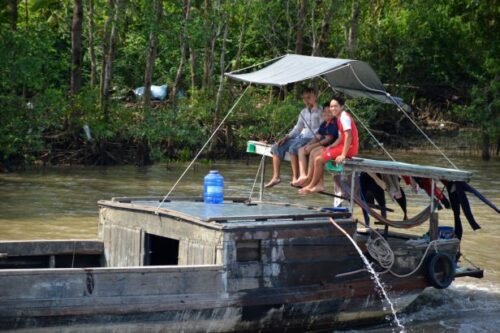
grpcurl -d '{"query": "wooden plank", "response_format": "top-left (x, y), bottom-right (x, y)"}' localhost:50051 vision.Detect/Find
top-left (207, 211), bottom-right (350, 223)
top-left (230, 220), bottom-right (356, 239)
top-left (0, 265), bottom-right (225, 299)
top-left (247, 140), bottom-right (472, 181)
top-left (0, 240), bottom-right (103, 257)
top-left (104, 225), bottom-right (142, 267)
top-left (111, 196), bottom-right (248, 203)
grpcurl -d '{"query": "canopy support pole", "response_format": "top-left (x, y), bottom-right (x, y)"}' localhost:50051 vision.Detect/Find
top-left (259, 157), bottom-right (266, 201)
top-left (350, 171), bottom-right (356, 213)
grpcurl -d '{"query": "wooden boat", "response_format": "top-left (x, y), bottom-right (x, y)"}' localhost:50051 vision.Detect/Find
top-left (0, 157), bottom-right (483, 331)
top-left (0, 55), bottom-right (486, 331)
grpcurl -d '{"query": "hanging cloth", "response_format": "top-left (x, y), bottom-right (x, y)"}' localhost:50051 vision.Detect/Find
top-left (414, 177), bottom-right (450, 209)
top-left (443, 181), bottom-right (481, 240)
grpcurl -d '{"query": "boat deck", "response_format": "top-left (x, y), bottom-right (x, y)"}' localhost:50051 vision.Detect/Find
top-left (103, 198), bottom-right (352, 229)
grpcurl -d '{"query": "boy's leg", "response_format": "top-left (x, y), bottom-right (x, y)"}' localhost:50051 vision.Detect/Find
top-left (297, 147), bottom-right (308, 178)
top-left (290, 154), bottom-right (299, 182)
top-left (265, 141), bottom-right (290, 188)
top-left (306, 154), bottom-right (326, 192)
top-left (289, 136), bottom-right (312, 184)
top-left (306, 145), bottom-right (346, 193)
top-left (296, 148), bottom-right (319, 187)
top-left (299, 153), bottom-right (323, 193)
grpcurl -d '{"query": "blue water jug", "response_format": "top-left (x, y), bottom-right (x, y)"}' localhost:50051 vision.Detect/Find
top-left (203, 170), bottom-right (224, 204)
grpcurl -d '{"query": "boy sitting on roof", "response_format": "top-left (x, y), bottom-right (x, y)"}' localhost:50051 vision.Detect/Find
top-left (264, 88), bottom-right (322, 188)
top-left (292, 102), bottom-right (339, 186)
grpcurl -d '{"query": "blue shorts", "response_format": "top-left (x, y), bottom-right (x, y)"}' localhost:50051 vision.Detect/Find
top-left (271, 135), bottom-right (311, 160)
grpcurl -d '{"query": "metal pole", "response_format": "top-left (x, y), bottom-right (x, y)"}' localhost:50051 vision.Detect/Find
top-left (430, 178), bottom-right (435, 213)
top-left (259, 157), bottom-right (266, 201)
top-left (350, 171), bottom-right (356, 213)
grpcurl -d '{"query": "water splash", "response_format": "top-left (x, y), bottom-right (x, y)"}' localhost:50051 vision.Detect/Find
top-left (330, 218), bottom-right (405, 332)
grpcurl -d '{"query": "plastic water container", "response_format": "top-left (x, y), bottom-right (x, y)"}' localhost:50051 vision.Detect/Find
top-left (203, 170), bottom-right (224, 204)
top-left (438, 226), bottom-right (454, 239)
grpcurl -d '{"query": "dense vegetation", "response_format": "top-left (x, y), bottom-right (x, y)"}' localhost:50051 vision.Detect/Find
top-left (0, 0), bottom-right (498, 168)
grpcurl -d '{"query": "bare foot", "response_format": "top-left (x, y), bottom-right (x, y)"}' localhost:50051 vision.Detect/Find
top-left (298, 187), bottom-right (312, 195)
top-left (293, 176), bottom-right (308, 186)
top-left (309, 184), bottom-right (325, 193)
top-left (264, 178), bottom-right (281, 188)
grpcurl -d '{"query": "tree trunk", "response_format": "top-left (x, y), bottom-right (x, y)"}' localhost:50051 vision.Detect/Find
top-left (294, 0), bottom-right (307, 97)
top-left (8, 0), bottom-right (17, 30)
top-left (143, 0), bottom-right (162, 106)
top-left (24, 0), bottom-right (28, 29)
top-left (100, 0), bottom-right (123, 121)
top-left (71, 0), bottom-right (83, 95)
top-left (189, 46), bottom-right (196, 94)
top-left (295, 0), bottom-right (307, 55)
top-left (88, 0), bottom-right (97, 88)
top-left (202, 0), bottom-right (216, 89)
top-left (233, 11), bottom-right (247, 71)
top-left (482, 131), bottom-right (490, 161)
top-left (171, 0), bottom-right (191, 102)
top-left (346, 0), bottom-right (360, 58)
top-left (208, 20), bottom-right (229, 155)
top-left (496, 135), bottom-right (500, 156)
top-left (312, 1), bottom-right (335, 56)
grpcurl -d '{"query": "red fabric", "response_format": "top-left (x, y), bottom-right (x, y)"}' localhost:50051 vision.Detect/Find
top-left (419, 178), bottom-right (446, 201)
top-left (322, 144), bottom-right (357, 161)
top-left (321, 111), bottom-right (359, 161)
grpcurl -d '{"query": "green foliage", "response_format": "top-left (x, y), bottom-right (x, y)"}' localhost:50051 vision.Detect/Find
top-left (0, 0), bottom-right (498, 165)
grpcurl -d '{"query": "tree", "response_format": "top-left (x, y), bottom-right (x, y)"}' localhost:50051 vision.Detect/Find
top-left (171, 0), bottom-right (191, 102)
top-left (87, 0), bottom-right (97, 88)
top-left (143, 0), bottom-right (163, 106)
top-left (100, 0), bottom-right (124, 121)
top-left (70, 0), bottom-right (83, 95)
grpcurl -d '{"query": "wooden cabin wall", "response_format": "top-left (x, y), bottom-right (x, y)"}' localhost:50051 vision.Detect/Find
top-left (99, 207), bottom-right (223, 267)
top-left (223, 220), bottom-right (362, 292)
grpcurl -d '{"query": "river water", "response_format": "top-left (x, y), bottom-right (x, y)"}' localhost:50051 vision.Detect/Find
top-left (0, 152), bottom-right (499, 332)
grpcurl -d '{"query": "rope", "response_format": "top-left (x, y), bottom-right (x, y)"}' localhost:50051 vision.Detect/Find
top-left (344, 103), bottom-right (396, 161)
top-left (71, 240), bottom-right (76, 268)
top-left (366, 236), bottom-right (394, 269)
top-left (345, 64), bottom-right (458, 169)
top-left (318, 76), bottom-right (395, 162)
top-left (459, 252), bottom-right (481, 270)
top-left (225, 54), bottom-right (286, 75)
top-left (336, 219), bottom-right (441, 278)
top-left (155, 84), bottom-right (252, 214)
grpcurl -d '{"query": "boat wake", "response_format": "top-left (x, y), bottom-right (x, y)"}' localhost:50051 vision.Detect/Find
top-left (335, 281), bottom-right (500, 332)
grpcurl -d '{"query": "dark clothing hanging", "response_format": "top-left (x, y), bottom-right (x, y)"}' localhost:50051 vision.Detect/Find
top-left (463, 183), bottom-right (500, 214)
top-left (359, 173), bottom-right (408, 225)
top-left (444, 181), bottom-right (481, 240)
top-left (359, 173), bottom-right (386, 225)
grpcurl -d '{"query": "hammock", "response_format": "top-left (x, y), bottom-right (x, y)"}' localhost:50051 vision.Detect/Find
top-left (340, 179), bottom-right (437, 229)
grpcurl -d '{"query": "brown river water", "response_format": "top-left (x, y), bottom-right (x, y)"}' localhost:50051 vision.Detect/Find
top-left (0, 152), bottom-right (499, 332)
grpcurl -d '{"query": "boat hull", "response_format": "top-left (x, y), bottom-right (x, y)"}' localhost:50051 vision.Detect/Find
top-left (0, 265), bottom-right (420, 332)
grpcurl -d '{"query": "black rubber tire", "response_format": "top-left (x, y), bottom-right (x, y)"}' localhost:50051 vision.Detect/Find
top-left (425, 252), bottom-right (456, 289)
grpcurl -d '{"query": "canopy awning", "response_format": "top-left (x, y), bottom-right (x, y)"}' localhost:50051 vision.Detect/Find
top-left (225, 54), bottom-right (394, 104)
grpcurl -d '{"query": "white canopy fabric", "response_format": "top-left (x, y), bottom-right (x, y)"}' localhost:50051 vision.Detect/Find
top-left (225, 54), bottom-right (394, 104)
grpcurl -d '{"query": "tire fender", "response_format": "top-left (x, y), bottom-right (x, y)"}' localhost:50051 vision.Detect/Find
top-left (425, 252), bottom-right (456, 289)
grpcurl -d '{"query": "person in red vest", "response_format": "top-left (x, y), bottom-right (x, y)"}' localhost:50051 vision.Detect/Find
top-left (299, 95), bottom-right (359, 194)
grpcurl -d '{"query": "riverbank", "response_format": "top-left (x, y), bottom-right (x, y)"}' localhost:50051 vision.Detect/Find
top-left (1, 126), bottom-right (497, 173)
